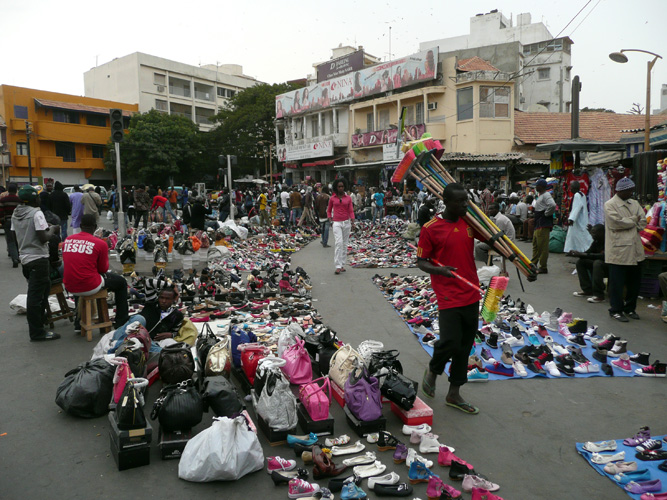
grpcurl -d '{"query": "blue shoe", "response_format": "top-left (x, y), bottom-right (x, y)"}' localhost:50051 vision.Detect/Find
top-left (527, 332), bottom-right (541, 346)
top-left (408, 459), bottom-right (435, 484)
top-left (340, 482), bottom-right (367, 499)
top-left (467, 368), bottom-right (489, 382)
top-left (614, 469), bottom-right (650, 485)
top-left (287, 432), bottom-right (318, 448)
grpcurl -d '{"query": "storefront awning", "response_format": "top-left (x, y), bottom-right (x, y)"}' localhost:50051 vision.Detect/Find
top-left (536, 139), bottom-right (625, 153)
top-left (34, 98), bottom-right (134, 117)
top-left (302, 160), bottom-right (336, 167)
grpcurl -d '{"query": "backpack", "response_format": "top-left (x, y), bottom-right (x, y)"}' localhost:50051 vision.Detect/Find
top-left (158, 342), bottom-right (196, 385)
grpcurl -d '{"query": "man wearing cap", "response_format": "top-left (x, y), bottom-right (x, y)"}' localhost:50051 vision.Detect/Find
top-left (531, 179), bottom-right (557, 274)
top-left (604, 177), bottom-right (646, 322)
top-left (11, 185), bottom-right (61, 341)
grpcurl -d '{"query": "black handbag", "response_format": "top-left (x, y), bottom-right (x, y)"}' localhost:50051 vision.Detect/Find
top-left (115, 338), bottom-right (147, 378)
top-left (115, 378), bottom-right (148, 430)
top-left (158, 342), bottom-right (195, 385)
top-left (151, 379), bottom-right (203, 432)
top-left (196, 323), bottom-right (219, 372)
top-left (380, 368), bottom-right (418, 411)
top-left (368, 349), bottom-right (403, 376)
top-left (202, 376), bottom-right (243, 417)
top-left (316, 328), bottom-right (339, 375)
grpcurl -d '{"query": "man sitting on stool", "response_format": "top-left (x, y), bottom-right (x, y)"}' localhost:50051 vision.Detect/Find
top-left (569, 224), bottom-right (607, 303)
top-left (474, 202), bottom-right (515, 263)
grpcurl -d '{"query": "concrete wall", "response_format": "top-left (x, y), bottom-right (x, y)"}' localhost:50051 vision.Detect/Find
top-left (84, 53), bottom-right (141, 106)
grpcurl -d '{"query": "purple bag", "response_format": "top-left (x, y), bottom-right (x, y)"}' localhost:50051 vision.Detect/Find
top-left (344, 367), bottom-right (382, 421)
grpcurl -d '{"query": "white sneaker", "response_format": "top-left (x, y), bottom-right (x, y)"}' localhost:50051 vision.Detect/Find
top-left (367, 471), bottom-right (400, 489)
top-left (406, 448), bottom-right (433, 468)
top-left (502, 336), bottom-right (524, 347)
top-left (342, 452), bottom-right (376, 466)
top-left (513, 361), bottom-right (528, 377)
top-left (583, 440), bottom-right (617, 453)
top-left (574, 362), bottom-right (600, 374)
top-left (410, 431), bottom-right (422, 444)
top-left (402, 423), bottom-right (431, 435)
top-left (418, 433), bottom-right (441, 454)
top-left (366, 433), bottom-right (379, 444)
top-left (526, 304), bottom-right (535, 315)
top-left (544, 361), bottom-right (561, 377)
top-left (353, 460), bottom-right (386, 478)
top-left (591, 451), bottom-right (625, 464)
top-left (325, 434), bottom-right (350, 447)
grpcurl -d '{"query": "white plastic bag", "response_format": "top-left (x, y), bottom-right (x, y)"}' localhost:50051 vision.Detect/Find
top-left (477, 265), bottom-right (500, 286)
top-left (91, 332), bottom-right (115, 360)
top-left (178, 416), bottom-right (263, 482)
top-left (221, 220), bottom-right (248, 240)
top-left (277, 325), bottom-right (300, 357)
top-left (106, 211), bottom-right (113, 221)
top-left (9, 294), bottom-right (27, 314)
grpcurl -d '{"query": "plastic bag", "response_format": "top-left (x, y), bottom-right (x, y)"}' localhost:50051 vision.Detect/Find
top-left (10, 294), bottom-right (61, 314)
top-left (477, 265), bottom-right (500, 286)
top-left (106, 210), bottom-right (113, 221)
top-left (55, 358), bottom-right (115, 418)
top-left (221, 219), bottom-right (248, 240)
top-left (178, 416), bottom-right (263, 482)
top-left (549, 225), bottom-right (566, 253)
top-left (91, 331), bottom-right (115, 360)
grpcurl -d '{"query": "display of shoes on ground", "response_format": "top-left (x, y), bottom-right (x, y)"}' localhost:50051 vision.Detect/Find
top-left (348, 219), bottom-right (418, 268)
top-left (577, 430), bottom-right (667, 499)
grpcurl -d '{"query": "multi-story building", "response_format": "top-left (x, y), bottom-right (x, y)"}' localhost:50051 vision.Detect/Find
top-left (0, 85), bottom-right (138, 185)
top-left (420, 10), bottom-right (573, 113)
top-left (84, 52), bottom-right (260, 131)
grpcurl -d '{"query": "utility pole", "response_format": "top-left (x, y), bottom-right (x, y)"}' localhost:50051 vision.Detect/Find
top-left (25, 120), bottom-right (33, 184)
top-left (227, 155), bottom-right (233, 219)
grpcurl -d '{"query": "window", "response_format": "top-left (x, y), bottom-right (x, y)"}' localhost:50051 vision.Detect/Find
top-left (55, 142), bottom-right (76, 162)
top-left (456, 87), bottom-right (474, 121)
top-left (86, 114), bottom-right (106, 127)
top-left (480, 86), bottom-right (510, 118)
top-left (227, 89), bottom-right (236, 98)
top-left (53, 111), bottom-right (80, 124)
top-left (311, 116), bottom-right (318, 137)
top-left (378, 109), bottom-right (390, 130)
top-left (154, 73), bottom-right (166, 86)
top-left (155, 99), bottom-right (168, 112)
top-left (538, 68), bottom-right (551, 80)
top-left (404, 105), bottom-right (415, 126)
top-left (14, 105), bottom-right (28, 119)
top-left (566, 102), bottom-right (572, 113)
top-left (416, 102), bottom-right (424, 124)
top-left (91, 145), bottom-right (105, 159)
top-left (16, 142), bottom-right (28, 155)
top-left (366, 112), bottom-right (374, 132)
top-left (217, 87), bottom-right (225, 97)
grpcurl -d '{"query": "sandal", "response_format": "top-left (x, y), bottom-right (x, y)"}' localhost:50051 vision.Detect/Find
top-left (422, 369), bottom-right (436, 399)
top-left (445, 400), bottom-right (479, 415)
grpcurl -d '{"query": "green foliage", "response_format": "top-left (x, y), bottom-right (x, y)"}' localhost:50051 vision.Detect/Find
top-left (581, 107), bottom-right (616, 113)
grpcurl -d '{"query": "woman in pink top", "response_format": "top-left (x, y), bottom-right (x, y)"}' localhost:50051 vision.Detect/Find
top-left (327, 178), bottom-right (355, 274)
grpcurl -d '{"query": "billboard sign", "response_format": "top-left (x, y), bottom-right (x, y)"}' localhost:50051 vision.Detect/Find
top-left (316, 50), bottom-right (365, 82)
top-left (352, 124), bottom-right (426, 149)
top-left (276, 47), bottom-right (438, 119)
top-left (286, 139), bottom-right (333, 161)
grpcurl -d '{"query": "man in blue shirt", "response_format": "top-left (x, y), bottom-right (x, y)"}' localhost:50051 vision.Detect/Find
top-left (371, 189), bottom-right (384, 224)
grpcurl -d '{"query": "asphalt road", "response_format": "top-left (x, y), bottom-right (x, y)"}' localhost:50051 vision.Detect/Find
top-left (0, 218), bottom-right (665, 499)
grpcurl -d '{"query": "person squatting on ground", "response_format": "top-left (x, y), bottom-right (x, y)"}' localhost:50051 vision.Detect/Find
top-left (531, 179), bottom-right (557, 274)
top-left (418, 183), bottom-right (482, 415)
top-left (327, 178), bottom-right (354, 275)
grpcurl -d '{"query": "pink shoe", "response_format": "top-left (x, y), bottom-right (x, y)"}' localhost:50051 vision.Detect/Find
top-left (472, 487), bottom-right (505, 500)
top-left (612, 354), bottom-right (632, 373)
top-left (288, 478), bottom-right (320, 498)
top-left (266, 456), bottom-right (297, 473)
top-left (558, 324), bottom-right (572, 338)
top-left (558, 312), bottom-right (573, 324)
top-left (438, 446), bottom-right (471, 468)
top-left (427, 475), bottom-right (462, 499)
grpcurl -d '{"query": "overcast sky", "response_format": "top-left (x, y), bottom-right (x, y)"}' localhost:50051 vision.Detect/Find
top-left (2, 0), bottom-right (666, 114)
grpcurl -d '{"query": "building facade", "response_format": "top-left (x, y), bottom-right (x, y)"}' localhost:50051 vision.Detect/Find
top-left (84, 52), bottom-right (260, 131)
top-left (0, 85), bottom-right (138, 185)
top-left (420, 10), bottom-right (573, 113)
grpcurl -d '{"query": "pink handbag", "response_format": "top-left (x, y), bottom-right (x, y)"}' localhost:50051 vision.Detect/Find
top-left (299, 376), bottom-right (331, 421)
top-left (281, 337), bottom-right (313, 385)
top-left (110, 357), bottom-right (132, 404)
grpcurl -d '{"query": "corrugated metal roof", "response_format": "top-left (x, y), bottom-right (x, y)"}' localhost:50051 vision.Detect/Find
top-left (34, 98), bottom-right (134, 117)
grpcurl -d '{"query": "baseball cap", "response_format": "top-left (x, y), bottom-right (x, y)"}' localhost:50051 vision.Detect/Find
top-left (18, 185), bottom-right (39, 203)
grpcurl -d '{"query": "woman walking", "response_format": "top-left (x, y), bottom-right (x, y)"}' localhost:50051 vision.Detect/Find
top-left (327, 178), bottom-right (355, 275)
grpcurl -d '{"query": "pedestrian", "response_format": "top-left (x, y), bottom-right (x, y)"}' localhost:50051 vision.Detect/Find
top-left (327, 178), bottom-right (355, 274)
top-left (0, 182), bottom-right (21, 267)
top-left (39, 181), bottom-right (53, 213)
top-left (604, 177), bottom-right (646, 322)
top-left (94, 186), bottom-right (104, 215)
top-left (258, 189), bottom-right (270, 226)
top-left (11, 185), bottom-right (61, 341)
top-left (82, 186), bottom-right (102, 222)
top-left (479, 181), bottom-right (494, 214)
top-left (564, 180), bottom-right (593, 253)
top-left (659, 272), bottom-right (667, 323)
top-left (403, 185), bottom-right (414, 221)
top-left (417, 197), bottom-right (436, 227)
top-left (315, 186), bottom-right (331, 247)
top-left (531, 180), bottom-right (556, 274)
top-left (50, 181), bottom-right (71, 238)
top-left (520, 195), bottom-right (535, 241)
top-left (418, 183), bottom-right (481, 415)
top-left (112, 187), bottom-right (130, 231)
top-left (70, 185), bottom-right (84, 234)
top-left (474, 202), bottom-right (515, 263)
top-left (133, 184), bottom-right (151, 229)
top-left (218, 188), bottom-right (231, 223)
top-left (151, 193), bottom-right (178, 222)
top-left (189, 196), bottom-right (214, 231)
top-left (570, 224), bottom-right (607, 303)
top-left (371, 188), bottom-right (384, 223)
top-left (167, 186), bottom-right (178, 210)
top-left (62, 213), bottom-right (130, 332)
top-left (289, 187), bottom-right (302, 225)
top-left (299, 186), bottom-right (315, 226)
top-left (280, 186), bottom-right (290, 224)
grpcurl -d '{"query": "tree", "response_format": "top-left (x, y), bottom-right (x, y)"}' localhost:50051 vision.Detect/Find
top-left (106, 109), bottom-right (203, 183)
top-left (581, 107), bottom-right (616, 113)
top-left (628, 102), bottom-right (644, 115)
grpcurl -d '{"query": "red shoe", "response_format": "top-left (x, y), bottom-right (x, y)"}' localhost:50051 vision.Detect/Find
top-left (471, 487), bottom-right (504, 500)
top-left (438, 447), bottom-right (472, 469)
top-left (427, 475), bottom-right (462, 499)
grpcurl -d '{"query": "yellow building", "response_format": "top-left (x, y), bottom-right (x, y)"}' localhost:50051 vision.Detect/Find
top-left (0, 85), bottom-right (138, 185)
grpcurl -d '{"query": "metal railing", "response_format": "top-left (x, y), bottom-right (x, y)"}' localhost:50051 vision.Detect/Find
top-left (169, 86), bottom-right (192, 98)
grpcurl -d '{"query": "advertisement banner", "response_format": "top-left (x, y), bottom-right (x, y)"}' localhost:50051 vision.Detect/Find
top-left (276, 47), bottom-right (438, 119)
top-left (286, 139), bottom-right (333, 161)
top-left (352, 123), bottom-right (426, 149)
top-left (383, 143), bottom-right (407, 162)
top-left (316, 50), bottom-right (365, 82)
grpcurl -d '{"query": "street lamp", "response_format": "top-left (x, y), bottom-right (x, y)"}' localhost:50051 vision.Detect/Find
top-left (609, 49), bottom-right (663, 153)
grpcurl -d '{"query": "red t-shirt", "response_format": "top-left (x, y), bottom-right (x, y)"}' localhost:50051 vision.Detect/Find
top-left (62, 232), bottom-right (109, 293)
top-left (417, 216), bottom-right (481, 310)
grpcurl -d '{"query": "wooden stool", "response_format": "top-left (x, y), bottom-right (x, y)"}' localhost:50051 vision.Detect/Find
top-left (46, 282), bottom-right (75, 328)
top-left (487, 249), bottom-right (508, 276)
top-left (79, 290), bottom-right (113, 342)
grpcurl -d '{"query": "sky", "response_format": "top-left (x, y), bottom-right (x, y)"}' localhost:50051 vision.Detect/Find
top-left (2, 0), bottom-right (666, 114)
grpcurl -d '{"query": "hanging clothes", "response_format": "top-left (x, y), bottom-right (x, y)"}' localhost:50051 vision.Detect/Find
top-left (587, 168), bottom-right (611, 226)
top-left (564, 191), bottom-right (593, 253)
top-left (562, 171), bottom-right (590, 221)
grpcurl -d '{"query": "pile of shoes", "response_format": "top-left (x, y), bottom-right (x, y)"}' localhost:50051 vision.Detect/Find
top-left (348, 220), bottom-right (417, 268)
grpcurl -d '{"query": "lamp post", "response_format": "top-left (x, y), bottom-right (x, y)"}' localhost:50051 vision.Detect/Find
top-left (609, 49), bottom-right (663, 153)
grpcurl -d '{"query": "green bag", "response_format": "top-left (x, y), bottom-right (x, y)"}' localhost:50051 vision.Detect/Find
top-left (549, 226), bottom-right (566, 253)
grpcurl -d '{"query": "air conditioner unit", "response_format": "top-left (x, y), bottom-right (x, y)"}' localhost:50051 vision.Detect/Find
top-left (344, 158), bottom-right (354, 166)
top-left (427, 102), bottom-right (437, 111)
top-left (157, 85), bottom-right (165, 93)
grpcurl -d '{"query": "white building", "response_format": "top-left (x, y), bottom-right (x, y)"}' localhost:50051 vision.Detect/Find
top-left (421, 10), bottom-right (573, 112)
top-left (84, 52), bottom-right (260, 130)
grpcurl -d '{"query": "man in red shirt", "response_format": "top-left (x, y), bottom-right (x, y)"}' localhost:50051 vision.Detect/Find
top-left (417, 183), bottom-right (481, 415)
top-left (151, 194), bottom-right (178, 222)
top-left (63, 214), bottom-right (129, 330)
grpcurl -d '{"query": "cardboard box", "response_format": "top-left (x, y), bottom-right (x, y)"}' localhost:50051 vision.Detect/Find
top-left (109, 435), bottom-right (150, 471)
top-left (158, 427), bottom-right (193, 460)
top-left (108, 411), bottom-right (152, 451)
top-left (390, 397), bottom-right (433, 426)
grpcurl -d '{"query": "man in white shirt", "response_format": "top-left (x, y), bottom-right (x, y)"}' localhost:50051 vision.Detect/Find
top-left (280, 188), bottom-right (290, 225)
top-left (474, 202), bottom-right (516, 263)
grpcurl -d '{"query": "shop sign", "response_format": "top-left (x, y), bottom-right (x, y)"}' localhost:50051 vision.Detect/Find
top-left (286, 140), bottom-right (333, 161)
top-left (316, 50), bottom-right (365, 82)
top-left (382, 144), bottom-right (406, 162)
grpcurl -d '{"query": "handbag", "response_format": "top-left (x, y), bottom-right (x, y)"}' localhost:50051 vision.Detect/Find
top-left (344, 367), bottom-right (382, 422)
top-left (255, 369), bottom-right (297, 431)
top-left (254, 356), bottom-right (286, 397)
top-left (368, 349), bottom-right (403, 386)
top-left (158, 342), bottom-right (196, 385)
top-left (328, 344), bottom-right (363, 389)
top-left (205, 336), bottom-right (231, 378)
top-left (299, 376), bottom-right (331, 421)
top-left (115, 377), bottom-right (149, 430)
top-left (109, 356), bottom-right (132, 404)
top-left (380, 368), bottom-right (418, 411)
top-left (230, 326), bottom-right (257, 368)
top-left (239, 343), bottom-right (269, 386)
top-left (202, 376), bottom-right (244, 417)
top-left (316, 328), bottom-right (339, 375)
top-left (357, 340), bottom-right (385, 367)
top-left (151, 379), bottom-right (204, 432)
top-left (281, 337), bottom-right (313, 385)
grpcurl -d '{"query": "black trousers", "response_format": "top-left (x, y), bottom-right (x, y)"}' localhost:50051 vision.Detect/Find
top-left (608, 263), bottom-right (641, 315)
top-left (430, 302), bottom-right (479, 387)
top-left (73, 272), bottom-right (129, 330)
top-left (133, 210), bottom-right (148, 229)
top-left (21, 258), bottom-right (51, 340)
top-left (576, 258), bottom-right (608, 298)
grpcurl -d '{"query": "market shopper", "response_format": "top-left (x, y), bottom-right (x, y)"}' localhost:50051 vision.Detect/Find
top-left (151, 194), bottom-right (178, 222)
top-left (11, 185), bottom-right (61, 341)
top-left (50, 181), bottom-right (71, 238)
top-left (569, 224), bottom-right (607, 303)
top-left (258, 189), bottom-right (270, 226)
top-left (327, 178), bottom-right (355, 274)
top-left (474, 202), bottom-right (515, 263)
top-left (564, 180), bottom-right (593, 253)
top-left (315, 186), bottom-right (331, 247)
top-left (133, 185), bottom-right (151, 229)
top-left (604, 177), bottom-right (646, 322)
top-left (371, 188), bottom-right (384, 223)
top-left (531, 180), bottom-right (556, 274)
top-left (82, 186), bottom-right (102, 221)
top-left (289, 187), bottom-right (302, 225)
top-left (70, 185), bottom-right (84, 234)
top-left (0, 183), bottom-right (21, 267)
top-left (418, 183), bottom-right (481, 415)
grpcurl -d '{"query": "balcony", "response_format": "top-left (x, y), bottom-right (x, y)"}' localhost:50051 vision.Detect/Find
top-left (169, 85), bottom-right (191, 98)
top-left (194, 84), bottom-right (215, 102)
top-left (456, 71), bottom-right (511, 84)
top-left (35, 121), bottom-right (110, 144)
top-left (36, 156), bottom-right (104, 170)
top-left (352, 124), bottom-right (426, 149)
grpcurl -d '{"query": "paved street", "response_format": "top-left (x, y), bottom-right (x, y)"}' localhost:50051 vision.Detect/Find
top-left (0, 222), bottom-right (665, 499)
